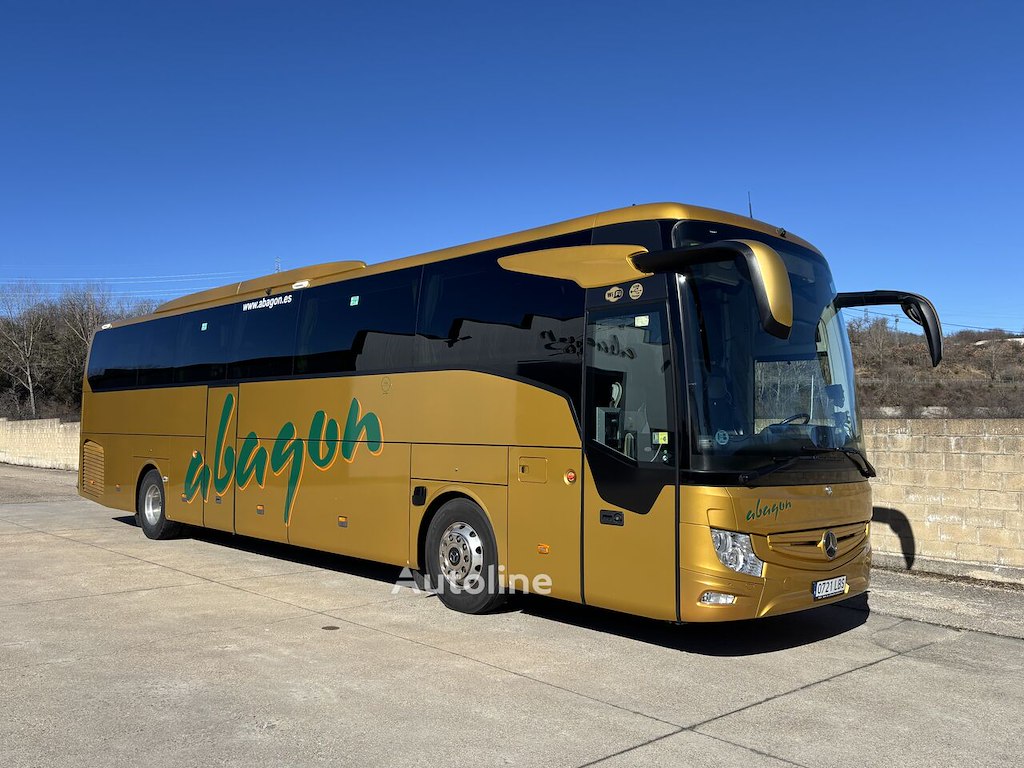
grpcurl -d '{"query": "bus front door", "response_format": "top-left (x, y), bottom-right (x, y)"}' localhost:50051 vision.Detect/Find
top-left (581, 299), bottom-right (679, 621)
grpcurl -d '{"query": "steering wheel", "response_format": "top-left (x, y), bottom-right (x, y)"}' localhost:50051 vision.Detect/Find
top-left (775, 413), bottom-right (811, 426)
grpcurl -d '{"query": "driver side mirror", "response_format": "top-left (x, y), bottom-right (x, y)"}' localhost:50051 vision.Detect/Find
top-left (633, 240), bottom-right (793, 340)
top-left (834, 290), bottom-right (943, 367)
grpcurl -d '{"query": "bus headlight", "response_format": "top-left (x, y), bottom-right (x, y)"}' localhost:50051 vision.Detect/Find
top-left (710, 529), bottom-right (764, 577)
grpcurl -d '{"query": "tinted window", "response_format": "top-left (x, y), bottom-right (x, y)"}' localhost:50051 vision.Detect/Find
top-left (87, 315), bottom-right (182, 391)
top-left (136, 315), bottom-right (181, 386)
top-left (228, 292), bottom-right (300, 379)
top-left (591, 220), bottom-right (666, 252)
top-left (418, 248), bottom-right (585, 413)
top-left (295, 269), bottom-right (419, 375)
top-left (87, 323), bottom-right (144, 390)
top-left (173, 305), bottom-right (235, 384)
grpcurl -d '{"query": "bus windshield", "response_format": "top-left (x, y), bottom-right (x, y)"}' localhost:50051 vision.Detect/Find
top-left (677, 230), bottom-right (861, 473)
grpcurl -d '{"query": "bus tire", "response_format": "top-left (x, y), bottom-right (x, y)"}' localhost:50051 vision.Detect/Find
top-left (425, 498), bottom-right (506, 614)
top-left (137, 469), bottom-right (181, 540)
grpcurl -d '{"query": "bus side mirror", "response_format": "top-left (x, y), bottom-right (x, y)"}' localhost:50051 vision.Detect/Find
top-left (835, 290), bottom-right (943, 367)
top-left (633, 240), bottom-right (793, 339)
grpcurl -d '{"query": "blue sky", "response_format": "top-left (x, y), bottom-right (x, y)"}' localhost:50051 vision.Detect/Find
top-left (1, 1), bottom-right (1022, 333)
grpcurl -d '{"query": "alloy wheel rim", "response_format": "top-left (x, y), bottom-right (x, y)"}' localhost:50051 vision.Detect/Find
top-left (438, 521), bottom-right (484, 589)
top-left (143, 484), bottom-right (162, 526)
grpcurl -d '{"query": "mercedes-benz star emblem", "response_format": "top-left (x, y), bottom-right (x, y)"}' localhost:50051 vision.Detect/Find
top-left (822, 530), bottom-right (839, 560)
top-left (824, 485), bottom-right (833, 496)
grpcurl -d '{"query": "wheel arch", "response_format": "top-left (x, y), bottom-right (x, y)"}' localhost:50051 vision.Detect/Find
top-left (415, 490), bottom-right (472, 573)
top-left (415, 485), bottom-right (506, 573)
top-left (135, 462), bottom-right (162, 509)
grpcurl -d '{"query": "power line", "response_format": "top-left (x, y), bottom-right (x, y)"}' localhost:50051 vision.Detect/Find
top-left (0, 287), bottom-right (223, 298)
top-left (856, 308), bottom-right (1023, 334)
top-left (0, 271), bottom-right (246, 284)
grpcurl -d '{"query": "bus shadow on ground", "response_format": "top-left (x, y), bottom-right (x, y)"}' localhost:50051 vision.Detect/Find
top-left (113, 516), bottom-right (871, 655)
top-left (515, 593), bottom-right (870, 657)
top-left (112, 515), bottom-right (408, 586)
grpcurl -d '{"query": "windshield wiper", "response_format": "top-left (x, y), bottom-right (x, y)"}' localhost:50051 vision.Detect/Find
top-left (737, 445), bottom-right (876, 485)
top-left (738, 454), bottom-right (821, 485)
top-left (802, 446), bottom-right (876, 478)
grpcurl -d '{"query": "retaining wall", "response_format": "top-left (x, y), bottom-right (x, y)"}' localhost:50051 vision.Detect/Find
top-left (0, 418), bottom-right (80, 471)
top-left (1, 416), bottom-right (1021, 582)
top-left (864, 419), bottom-right (1024, 584)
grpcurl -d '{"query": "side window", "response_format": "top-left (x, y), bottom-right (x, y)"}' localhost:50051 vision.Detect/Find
top-left (87, 316), bottom-right (181, 390)
top-left (173, 305), bottom-right (235, 384)
top-left (87, 323), bottom-right (145, 390)
top-left (585, 305), bottom-right (675, 465)
top-left (294, 270), bottom-right (419, 375)
top-left (137, 315), bottom-right (181, 386)
top-left (228, 293), bottom-right (300, 379)
top-left (417, 253), bottom-right (584, 411)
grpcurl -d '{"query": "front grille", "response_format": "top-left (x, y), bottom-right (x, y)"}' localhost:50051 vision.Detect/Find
top-left (757, 521), bottom-right (867, 570)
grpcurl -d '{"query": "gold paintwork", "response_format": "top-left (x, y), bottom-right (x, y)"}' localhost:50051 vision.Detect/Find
top-left (80, 202), bottom-right (872, 623)
top-left (154, 260), bottom-right (366, 315)
top-left (498, 244), bottom-right (651, 288)
top-left (412, 445), bottom-right (509, 486)
top-left (678, 482), bottom-right (871, 621)
top-left (507, 448), bottom-right (581, 603)
top-left (582, 479), bottom-right (678, 620)
top-left (740, 239), bottom-right (794, 332)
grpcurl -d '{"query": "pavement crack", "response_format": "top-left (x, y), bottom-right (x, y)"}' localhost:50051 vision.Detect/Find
top-left (0, 581), bottom-right (199, 608)
top-left (691, 651), bottom-right (899, 732)
top-left (692, 731), bottom-right (817, 768)
top-left (573, 728), bottom-right (684, 767)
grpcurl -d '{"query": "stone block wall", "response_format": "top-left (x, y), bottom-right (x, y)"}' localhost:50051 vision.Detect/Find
top-left (0, 418), bottom-right (80, 471)
top-left (864, 419), bottom-right (1023, 583)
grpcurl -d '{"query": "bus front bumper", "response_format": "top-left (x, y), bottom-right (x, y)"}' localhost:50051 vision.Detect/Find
top-left (678, 548), bottom-right (870, 622)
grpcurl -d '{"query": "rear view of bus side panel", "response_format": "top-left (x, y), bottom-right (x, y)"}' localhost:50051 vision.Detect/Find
top-left (80, 385), bottom-right (207, 524)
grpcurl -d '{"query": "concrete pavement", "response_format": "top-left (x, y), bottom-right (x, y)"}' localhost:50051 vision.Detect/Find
top-left (1, 463), bottom-right (1021, 767)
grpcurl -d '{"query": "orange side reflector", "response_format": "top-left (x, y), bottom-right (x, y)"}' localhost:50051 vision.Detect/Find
top-left (537, 544), bottom-right (550, 555)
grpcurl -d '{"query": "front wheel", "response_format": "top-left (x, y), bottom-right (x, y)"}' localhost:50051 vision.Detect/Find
top-left (425, 498), bottom-right (506, 614)
top-left (137, 469), bottom-right (181, 540)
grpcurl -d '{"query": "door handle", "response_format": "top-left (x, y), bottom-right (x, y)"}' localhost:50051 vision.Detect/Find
top-left (600, 510), bottom-right (624, 526)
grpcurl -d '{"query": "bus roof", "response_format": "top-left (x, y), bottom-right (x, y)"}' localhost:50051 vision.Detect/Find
top-left (143, 202), bottom-right (819, 320)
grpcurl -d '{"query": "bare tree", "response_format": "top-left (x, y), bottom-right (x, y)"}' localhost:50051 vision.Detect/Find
top-left (0, 283), bottom-right (50, 418)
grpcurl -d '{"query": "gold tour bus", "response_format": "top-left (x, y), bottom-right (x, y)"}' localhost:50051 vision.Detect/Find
top-left (79, 203), bottom-right (941, 622)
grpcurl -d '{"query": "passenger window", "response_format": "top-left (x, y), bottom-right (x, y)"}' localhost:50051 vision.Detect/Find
top-left (136, 314), bottom-right (181, 386)
top-left (228, 293), bottom-right (300, 379)
top-left (173, 305), bottom-right (235, 384)
top-left (294, 270), bottom-right (419, 375)
top-left (417, 253), bottom-right (585, 409)
top-left (87, 323), bottom-right (145, 390)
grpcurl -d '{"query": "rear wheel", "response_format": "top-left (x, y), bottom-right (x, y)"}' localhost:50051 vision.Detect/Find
top-left (425, 498), bottom-right (506, 614)
top-left (137, 469), bottom-right (181, 540)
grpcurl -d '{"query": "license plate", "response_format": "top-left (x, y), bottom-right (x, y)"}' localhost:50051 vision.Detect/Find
top-left (812, 575), bottom-right (847, 600)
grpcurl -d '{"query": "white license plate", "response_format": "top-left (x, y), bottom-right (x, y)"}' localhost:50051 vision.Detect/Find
top-left (812, 575), bottom-right (847, 600)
